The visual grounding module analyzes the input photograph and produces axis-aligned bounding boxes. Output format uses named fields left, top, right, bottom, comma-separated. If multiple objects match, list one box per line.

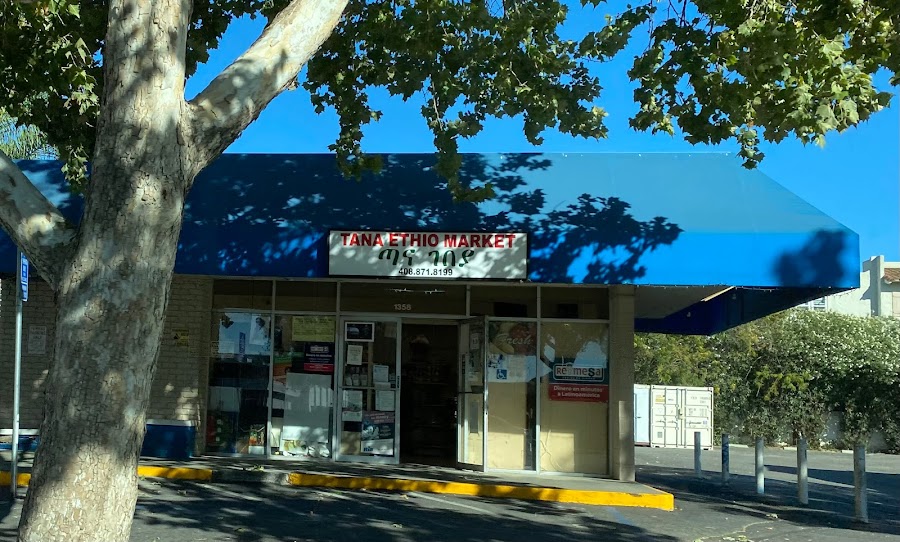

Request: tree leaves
left=304, top=0, right=629, bottom=199
left=0, top=0, right=103, bottom=187
left=1, top=0, right=898, bottom=190
left=627, top=0, right=898, bottom=166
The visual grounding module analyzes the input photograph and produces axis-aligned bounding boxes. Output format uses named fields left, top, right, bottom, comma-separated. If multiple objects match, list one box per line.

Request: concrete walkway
left=0, top=456, right=674, bottom=511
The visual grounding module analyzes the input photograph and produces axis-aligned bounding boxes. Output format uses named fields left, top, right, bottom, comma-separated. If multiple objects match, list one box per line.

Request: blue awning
left=7, top=153, right=859, bottom=334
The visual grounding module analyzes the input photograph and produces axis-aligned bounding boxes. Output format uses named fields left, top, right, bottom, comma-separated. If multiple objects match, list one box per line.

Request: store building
left=0, top=153, right=858, bottom=481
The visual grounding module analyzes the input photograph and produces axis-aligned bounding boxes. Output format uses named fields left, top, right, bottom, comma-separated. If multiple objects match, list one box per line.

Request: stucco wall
left=825, top=274, right=873, bottom=316
left=149, top=276, right=214, bottom=453
left=820, top=257, right=900, bottom=318
left=0, top=275, right=213, bottom=455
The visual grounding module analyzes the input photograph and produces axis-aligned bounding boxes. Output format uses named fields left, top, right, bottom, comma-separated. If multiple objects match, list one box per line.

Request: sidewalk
left=0, top=456, right=674, bottom=511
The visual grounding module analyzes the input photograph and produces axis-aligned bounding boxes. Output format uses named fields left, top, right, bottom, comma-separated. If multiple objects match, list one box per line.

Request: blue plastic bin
left=141, top=419, right=196, bottom=460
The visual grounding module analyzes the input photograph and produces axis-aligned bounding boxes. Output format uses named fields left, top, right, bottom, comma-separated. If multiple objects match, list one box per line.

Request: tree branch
left=0, top=152, right=76, bottom=290
left=186, top=0, right=348, bottom=174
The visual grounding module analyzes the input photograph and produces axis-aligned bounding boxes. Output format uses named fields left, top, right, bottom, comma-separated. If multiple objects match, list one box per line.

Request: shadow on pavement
left=132, top=481, right=679, bottom=542
left=636, top=465, right=900, bottom=537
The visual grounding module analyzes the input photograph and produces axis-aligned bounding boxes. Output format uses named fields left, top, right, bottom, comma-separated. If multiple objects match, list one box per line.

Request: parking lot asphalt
left=0, top=446, right=896, bottom=541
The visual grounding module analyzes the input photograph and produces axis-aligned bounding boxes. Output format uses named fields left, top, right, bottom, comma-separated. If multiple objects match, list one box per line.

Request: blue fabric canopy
left=7, top=153, right=859, bottom=334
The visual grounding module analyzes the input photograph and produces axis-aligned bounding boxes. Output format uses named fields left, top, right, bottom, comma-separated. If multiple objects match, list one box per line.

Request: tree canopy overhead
left=2, top=0, right=897, bottom=186
left=0, top=1, right=898, bottom=540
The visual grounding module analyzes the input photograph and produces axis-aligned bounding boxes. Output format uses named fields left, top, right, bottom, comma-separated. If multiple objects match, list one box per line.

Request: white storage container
left=634, top=384, right=714, bottom=449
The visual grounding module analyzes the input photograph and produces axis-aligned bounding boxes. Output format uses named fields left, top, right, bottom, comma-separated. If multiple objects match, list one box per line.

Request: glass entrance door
left=457, top=317, right=486, bottom=470
left=335, top=318, right=401, bottom=463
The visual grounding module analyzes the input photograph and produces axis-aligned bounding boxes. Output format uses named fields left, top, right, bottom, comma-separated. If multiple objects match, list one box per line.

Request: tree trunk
left=16, top=1, right=192, bottom=540
left=16, top=167, right=187, bottom=542
left=9, top=0, right=345, bottom=537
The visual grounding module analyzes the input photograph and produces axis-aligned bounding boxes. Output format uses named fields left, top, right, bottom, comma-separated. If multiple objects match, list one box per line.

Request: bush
left=635, top=309, right=900, bottom=450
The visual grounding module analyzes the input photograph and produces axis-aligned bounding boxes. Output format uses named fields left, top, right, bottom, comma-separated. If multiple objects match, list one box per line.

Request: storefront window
left=486, top=320, right=537, bottom=470
left=340, top=282, right=466, bottom=315
left=270, top=315, right=336, bottom=458
left=213, top=279, right=272, bottom=310
left=540, top=287, right=609, bottom=319
left=206, top=311, right=272, bottom=455
left=275, top=281, right=337, bottom=312
left=471, top=286, right=537, bottom=318
left=539, top=322, right=609, bottom=474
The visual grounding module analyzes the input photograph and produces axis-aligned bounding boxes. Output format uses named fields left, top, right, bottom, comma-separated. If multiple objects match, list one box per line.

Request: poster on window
left=342, top=390, right=363, bottom=421
left=303, top=342, right=335, bottom=373
left=248, top=314, right=270, bottom=347
left=542, top=324, right=610, bottom=402
left=487, top=321, right=536, bottom=382
left=361, top=411, right=395, bottom=455
left=292, top=316, right=335, bottom=343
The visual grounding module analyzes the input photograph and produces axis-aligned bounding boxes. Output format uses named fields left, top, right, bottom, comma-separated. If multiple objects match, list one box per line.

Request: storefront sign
left=328, top=231, right=528, bottom=279
left=303, top=342, right=335, bottom=373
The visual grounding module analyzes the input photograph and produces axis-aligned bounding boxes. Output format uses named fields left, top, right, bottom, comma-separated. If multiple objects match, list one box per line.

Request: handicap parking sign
left=496, top=369, right=507, bottom=380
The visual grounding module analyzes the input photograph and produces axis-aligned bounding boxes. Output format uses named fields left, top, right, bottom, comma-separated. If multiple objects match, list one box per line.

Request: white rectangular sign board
left=328, top=231, right=528, bottom=280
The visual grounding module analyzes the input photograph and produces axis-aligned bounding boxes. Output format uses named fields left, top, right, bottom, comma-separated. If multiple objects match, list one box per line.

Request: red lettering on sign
left=480, top=234, right=493, bottom=248
left=374, top=234, right=384, bottom=247
left=341, top=233, right=351, bottom=246
left=458, top=236, right=469, bottom=247
left=470, top=236, right=481, bottom=248
left=506, top=234, right=516, bottom=246
left=444, top=234, right=458, bottom=248
left=348, top=233, right=360, bottom=246
left=428, top=234, right=440, bottom=247
left=389, top=233, right=399, bottom=246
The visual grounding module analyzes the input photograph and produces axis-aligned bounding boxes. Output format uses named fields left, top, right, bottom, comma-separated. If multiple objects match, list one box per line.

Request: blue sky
left=186, top=6, right=900, bottom=265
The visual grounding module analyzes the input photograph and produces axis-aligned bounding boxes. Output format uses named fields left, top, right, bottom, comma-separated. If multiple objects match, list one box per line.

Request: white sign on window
left=328, top=231, right=528, bottom=280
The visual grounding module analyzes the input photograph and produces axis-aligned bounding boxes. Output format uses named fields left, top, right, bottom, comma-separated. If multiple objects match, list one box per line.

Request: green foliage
left=626, top=0, right=898, bottom=166
left=0, top=0, right=101, bottom=185
left=305, top=1, right=630, bottom=199
left=3, top=0, right=896, bottom=192
left=636, top=309, right=900, bottom=450
left=635, top=333, right=713, bottom=386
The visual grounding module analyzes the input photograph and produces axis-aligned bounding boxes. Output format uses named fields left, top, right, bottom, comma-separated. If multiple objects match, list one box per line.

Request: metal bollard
left=797, top=437, right=808, bottom=505
left=721, top=433, right=730, bottom=484
left=854, top=444, right=869, bottom=523
left=694, top=431, right=702, bottom=477
left=755, top=437, right=765, bottom=495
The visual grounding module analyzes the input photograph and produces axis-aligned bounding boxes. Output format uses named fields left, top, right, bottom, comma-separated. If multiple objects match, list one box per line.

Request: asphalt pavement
left=0, top=446, right=896, bottom=541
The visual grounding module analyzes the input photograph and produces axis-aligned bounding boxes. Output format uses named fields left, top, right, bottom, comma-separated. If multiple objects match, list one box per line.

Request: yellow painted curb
left=137, top=466, right=213, bottom=481
left=0, top=471, right=31, bottom=487
left=286, top=473, right=674, bottom=511
left=0, top=467, right=213, bottom=486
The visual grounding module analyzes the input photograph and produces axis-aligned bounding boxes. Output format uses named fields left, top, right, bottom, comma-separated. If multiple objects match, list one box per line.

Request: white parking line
left=202, top=483, right=265, bottom=502
left=411, top=492, right=497, bottom=515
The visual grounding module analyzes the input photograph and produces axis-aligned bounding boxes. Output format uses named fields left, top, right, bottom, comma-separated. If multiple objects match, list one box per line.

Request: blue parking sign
left=20, top=254, right=28, bottom=302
